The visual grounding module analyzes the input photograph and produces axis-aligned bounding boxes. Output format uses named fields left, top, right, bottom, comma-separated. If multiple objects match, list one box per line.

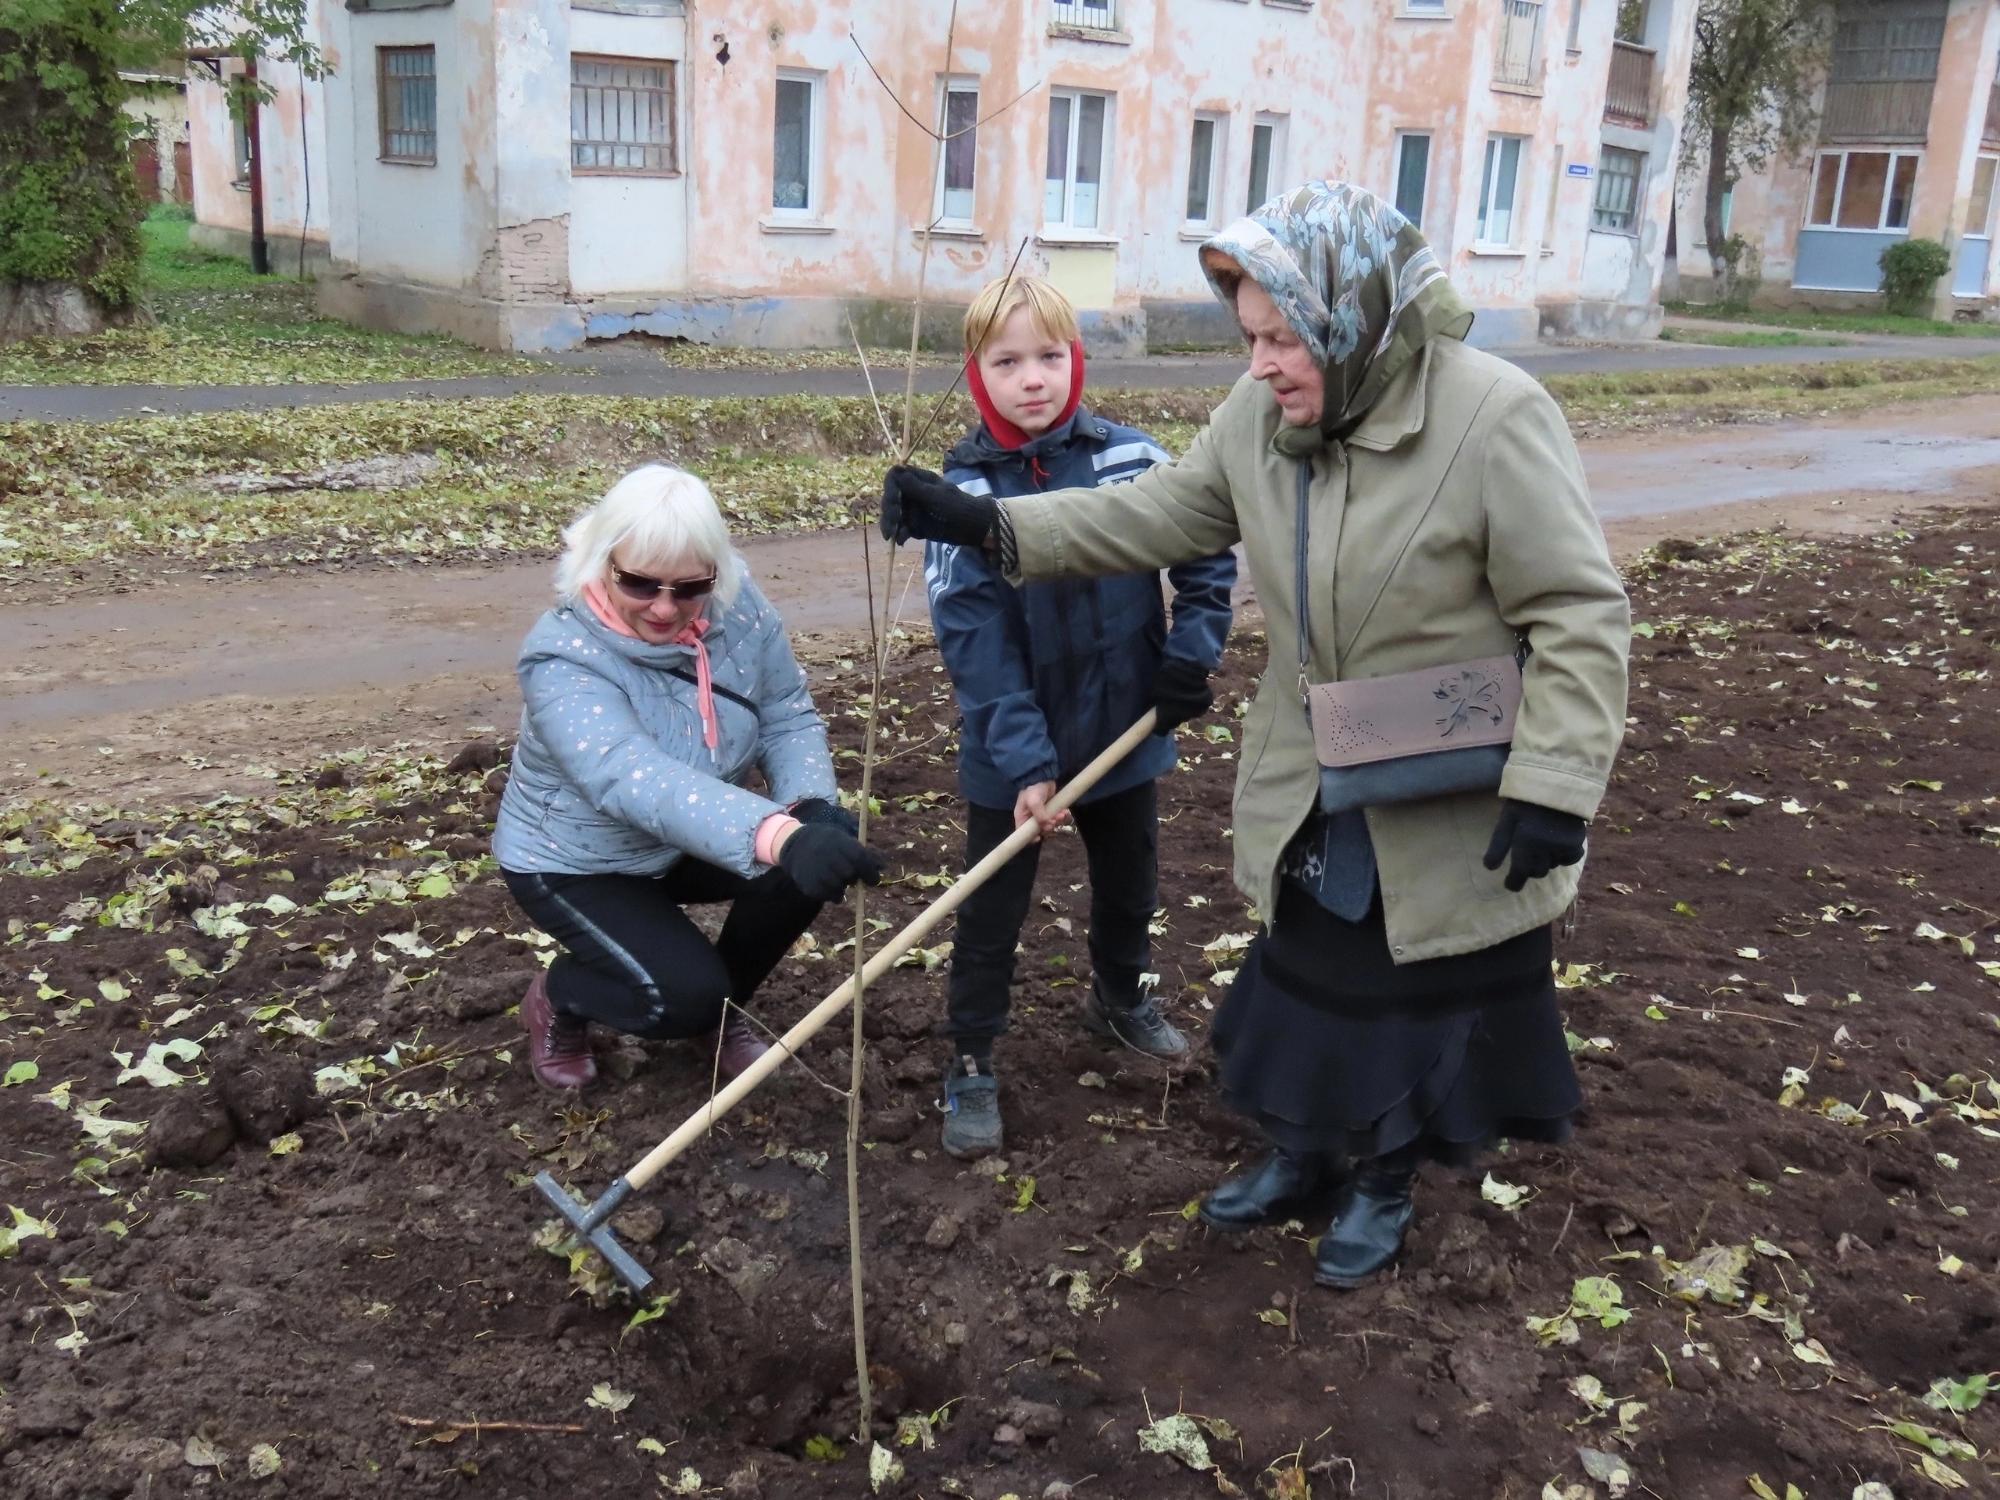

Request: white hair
left=554, top=464, right=742, bottom=606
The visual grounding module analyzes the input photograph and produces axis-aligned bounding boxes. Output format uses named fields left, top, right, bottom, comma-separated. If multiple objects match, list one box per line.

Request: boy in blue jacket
left=925, top=275, right=1237, bottom=1158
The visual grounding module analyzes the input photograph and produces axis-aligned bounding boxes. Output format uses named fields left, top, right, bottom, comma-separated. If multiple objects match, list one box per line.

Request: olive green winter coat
left=1000, top=337, right=1631, bottom=963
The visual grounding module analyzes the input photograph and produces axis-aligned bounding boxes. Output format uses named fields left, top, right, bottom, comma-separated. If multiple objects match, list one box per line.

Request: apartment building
left=1675, top=0, right=2000, bottom=313
left=185, top=0, right=1698, bottom=353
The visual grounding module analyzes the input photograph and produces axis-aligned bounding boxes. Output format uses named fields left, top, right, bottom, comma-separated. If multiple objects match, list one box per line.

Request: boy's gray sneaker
left=1083, top=980, right=1189, bottom=1059
left=940, top=1055, right=1004, bottom=1159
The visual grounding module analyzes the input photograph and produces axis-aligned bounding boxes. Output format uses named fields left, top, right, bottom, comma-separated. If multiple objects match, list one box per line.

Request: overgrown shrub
left=1879, top=238, right=1952, bottom=318
left=1715, top=235, right=1763, bottom=311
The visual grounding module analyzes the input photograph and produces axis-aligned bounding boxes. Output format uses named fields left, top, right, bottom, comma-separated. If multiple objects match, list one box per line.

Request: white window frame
left=1475, top=134, right=1527, bottom=249
left=1392, top=130, right=1432, bottom=228
left=1591, top=145, right=1647, bottom=234
left=1968, top=154, right=1999, bottom=239
left=1401, top=0, right=1449, bottom=14
left=932, top=77, right=980, bottom=228
left=1045, top=87, right=1113, bottom=233
left=771, top=69, right=824, bottom=219
left=1184, top=111, right=1227, bottom=230
left=1804, top=147, right=1921, bottom=233
left=1247, top=112, right=1288, bottom=214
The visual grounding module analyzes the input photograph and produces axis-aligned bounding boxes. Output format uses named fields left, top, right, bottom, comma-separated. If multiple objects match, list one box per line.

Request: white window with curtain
left=1045, top=89, right=1111, bottom=231
left=934, top=79, right=979, bottom=225
left=1805, top=149, right=1921, bottom=231
left=1185, top=113, right=1226, bottom=228
left=1247, top=113, right=1287, bottom=213
left=1476, top=134, right=1526, bottom=247
left=1392, top=132, right=1431, bottom=227
left=1591, top=146, right=1646, bottom=232
left=772, top=71, right=822, bottom=215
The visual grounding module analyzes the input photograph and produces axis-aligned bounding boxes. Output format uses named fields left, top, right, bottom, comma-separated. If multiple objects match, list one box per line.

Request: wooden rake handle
left=620, top=710, right=1162, bottom=1193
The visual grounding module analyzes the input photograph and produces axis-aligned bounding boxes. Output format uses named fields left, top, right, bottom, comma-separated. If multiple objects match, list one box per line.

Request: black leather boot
left=1313, top=1152, right=1418, bottom=1289
left=1199, top=1147, right=1343, bottom=1232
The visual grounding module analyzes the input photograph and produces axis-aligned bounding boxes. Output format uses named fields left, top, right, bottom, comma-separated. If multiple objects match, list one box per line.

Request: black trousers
left=946, top=779, right=1159, bottom=1053
left=503, top=860, right=823, bottom=1041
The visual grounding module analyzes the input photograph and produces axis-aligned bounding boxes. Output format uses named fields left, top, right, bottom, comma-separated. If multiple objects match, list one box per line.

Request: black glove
left=879, top=465, right=998, bottom=548
left=1481, top=800, right=1588, bottom=893
left=778, top=823, right=886, bottom=903
left=1151, top=656, right=1214, bottom=732
left=791, top=797, right=859, bottom=837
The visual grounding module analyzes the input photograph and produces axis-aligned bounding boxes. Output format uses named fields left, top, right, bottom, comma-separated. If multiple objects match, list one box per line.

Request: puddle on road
left=1589, top=425, right=2000, bottom=518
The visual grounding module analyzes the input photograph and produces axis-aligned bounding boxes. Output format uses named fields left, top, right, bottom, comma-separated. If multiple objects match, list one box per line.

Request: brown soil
left=4, top=513, right=1999, bottom=1499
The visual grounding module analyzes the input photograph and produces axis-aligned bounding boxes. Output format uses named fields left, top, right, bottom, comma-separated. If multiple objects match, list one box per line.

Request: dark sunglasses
left=611, top=565, right=717, bottom=603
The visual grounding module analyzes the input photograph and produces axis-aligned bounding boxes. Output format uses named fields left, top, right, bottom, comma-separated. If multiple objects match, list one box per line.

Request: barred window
left=1591, top=146, right=1646, bottom=233
left=572, top=57, right=677, bottom=176
left=378, top=47, right=436, bottom=166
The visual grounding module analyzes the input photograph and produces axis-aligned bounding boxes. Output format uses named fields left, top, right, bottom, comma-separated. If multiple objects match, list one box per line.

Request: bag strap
left=1294, top=463, right=1314, bottom=708
left=666, top=666, right=760, bottom=718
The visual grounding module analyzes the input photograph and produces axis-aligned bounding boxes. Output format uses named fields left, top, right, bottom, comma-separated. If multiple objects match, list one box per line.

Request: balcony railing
left=1051, top=0, right=1118, bottom=32
left=1820, top=77, right=1936, bottom=143
left=1604, top=39, right=1655, bottom=127
left=1494, top=0, right=1544, bottom=90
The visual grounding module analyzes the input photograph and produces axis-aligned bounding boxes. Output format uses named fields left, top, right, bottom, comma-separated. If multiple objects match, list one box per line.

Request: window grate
left=572, top=57, right=677, bottom=176
left=378, top=46, right=436, bottom=165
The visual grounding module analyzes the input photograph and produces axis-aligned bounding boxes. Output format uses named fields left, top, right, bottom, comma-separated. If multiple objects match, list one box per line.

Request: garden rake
left=534, top=710, right=1163, bottom=1293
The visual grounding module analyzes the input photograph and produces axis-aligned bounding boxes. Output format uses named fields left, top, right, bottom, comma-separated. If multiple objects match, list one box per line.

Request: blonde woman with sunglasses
left=496, top=465, right=883, bottom=1091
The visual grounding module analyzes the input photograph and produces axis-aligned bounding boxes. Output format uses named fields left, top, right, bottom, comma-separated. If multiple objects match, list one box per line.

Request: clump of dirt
left=2, top=511, right=1997, bottom=1498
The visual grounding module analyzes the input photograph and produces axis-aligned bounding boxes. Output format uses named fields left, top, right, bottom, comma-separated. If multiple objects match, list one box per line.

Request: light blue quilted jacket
left=493, top=571, right=837, bottom=878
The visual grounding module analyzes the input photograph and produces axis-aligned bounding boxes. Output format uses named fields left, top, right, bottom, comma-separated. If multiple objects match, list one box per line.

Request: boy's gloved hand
left=880, top=465, right=998, bottom=548
left=1150, top=656, right=1214, bottom=732
left=778, top=824, right=886, bottom=902
left=790, top=797, right=859, bottom=837
left=1481, top=800, right=1587, bottom=892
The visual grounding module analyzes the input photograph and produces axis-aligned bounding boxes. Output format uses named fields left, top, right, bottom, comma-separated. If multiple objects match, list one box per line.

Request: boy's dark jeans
left=946, top=780, right=1159, bottom=1055
left=504, top=860, right=822, bottom=1041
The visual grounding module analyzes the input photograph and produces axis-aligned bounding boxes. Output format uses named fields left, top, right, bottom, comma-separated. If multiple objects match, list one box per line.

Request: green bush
left=1879, top=238, right=1952, bottom=317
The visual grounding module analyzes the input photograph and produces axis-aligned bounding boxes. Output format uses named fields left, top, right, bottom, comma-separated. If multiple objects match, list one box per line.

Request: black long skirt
left=1211, top=877, right=1581, bottom=1167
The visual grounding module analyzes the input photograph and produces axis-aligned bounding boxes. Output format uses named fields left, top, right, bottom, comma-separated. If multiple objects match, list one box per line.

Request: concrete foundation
left=190, top=222, right=334, bottom=279
left=317, top=271, right=1162, bottom=355
left=1539, top=298, right=1665, bottom=342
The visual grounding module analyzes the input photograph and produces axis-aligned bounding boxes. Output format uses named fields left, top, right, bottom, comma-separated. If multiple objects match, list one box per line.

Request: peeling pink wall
left=187, top=53, right=332, bottom=245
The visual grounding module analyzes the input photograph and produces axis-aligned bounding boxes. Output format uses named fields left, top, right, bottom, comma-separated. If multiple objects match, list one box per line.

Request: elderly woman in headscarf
left=878, top=182, right=1629, bottom=1288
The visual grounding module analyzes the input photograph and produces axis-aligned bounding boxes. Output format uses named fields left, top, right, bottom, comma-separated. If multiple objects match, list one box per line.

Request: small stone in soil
left=1413, top=1410, right=1443, bottom=1437
left=973, top=1156, right=1011, bottom=1178
left=1004, top=1398, right=1064, bottom=1440
left=925, top=1213, right=962, bottom=1249
left=944, top=1321, right=969, bottom=1348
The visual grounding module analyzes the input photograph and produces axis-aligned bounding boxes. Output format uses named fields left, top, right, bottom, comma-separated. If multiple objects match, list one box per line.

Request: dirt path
left=5, top=396, right=1998, bottom=805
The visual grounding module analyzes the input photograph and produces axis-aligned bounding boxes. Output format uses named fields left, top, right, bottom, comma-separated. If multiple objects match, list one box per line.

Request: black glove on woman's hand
left=1481, top=800, right=1588, bottom=893
left=1151, top=656, right=1214, bottom=732
left=879, top=465, right=998, bottom=548
left=778, top=824, right=886, bottom=903
left=790, top=797, right=859, bottom=836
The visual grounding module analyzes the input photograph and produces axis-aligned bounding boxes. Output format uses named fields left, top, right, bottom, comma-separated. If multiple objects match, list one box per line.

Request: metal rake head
left=533, top=1170, right=653, bottom=1294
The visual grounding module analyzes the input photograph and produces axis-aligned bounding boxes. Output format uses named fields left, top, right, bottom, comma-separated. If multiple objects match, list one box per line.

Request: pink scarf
left=583, top=582, right=719, bottom=752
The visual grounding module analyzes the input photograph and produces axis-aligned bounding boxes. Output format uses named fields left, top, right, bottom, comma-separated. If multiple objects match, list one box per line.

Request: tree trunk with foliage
left=0, top=5, right=148, bottom=340
left=1686, top=0, right=1834, bottom=305
left=0, top=0, right=319, bottom=342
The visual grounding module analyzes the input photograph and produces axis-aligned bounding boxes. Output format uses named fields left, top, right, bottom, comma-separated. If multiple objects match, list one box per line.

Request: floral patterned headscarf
left=1201, top=180, right=1473, bottom=446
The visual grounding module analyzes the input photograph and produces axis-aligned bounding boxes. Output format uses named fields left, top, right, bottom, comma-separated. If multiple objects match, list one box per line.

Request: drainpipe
left=244, top=56, right=270, bottom=274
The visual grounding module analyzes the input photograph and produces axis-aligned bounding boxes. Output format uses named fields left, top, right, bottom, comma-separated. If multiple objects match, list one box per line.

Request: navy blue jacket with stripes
left=925, top=407, right=1237, bottom=811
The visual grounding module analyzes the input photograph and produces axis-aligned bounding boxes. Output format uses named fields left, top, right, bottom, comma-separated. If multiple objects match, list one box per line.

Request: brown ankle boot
left=522, top=972, right=597, bottom=1090
left=701, top=1009, right=772, bottom=1081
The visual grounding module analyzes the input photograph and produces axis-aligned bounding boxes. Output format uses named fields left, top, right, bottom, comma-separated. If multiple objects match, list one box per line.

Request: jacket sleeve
left=1001, top=404, right=1242, bottom=582
left=925, top=536, right=1062, bottom=793
left=1480, top=381, right=1631, bottom=821
left=518, top=653, right=784, bottom=877
left=734, top=579, right=838, bottom=808
left=1161, top=549, right=1236, bottom=671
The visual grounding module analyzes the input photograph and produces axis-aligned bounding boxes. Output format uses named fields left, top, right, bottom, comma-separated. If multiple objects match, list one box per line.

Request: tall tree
left=1686, top=0, right=1834, bottom=301
left=0, top=0, right=319, bottom=341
